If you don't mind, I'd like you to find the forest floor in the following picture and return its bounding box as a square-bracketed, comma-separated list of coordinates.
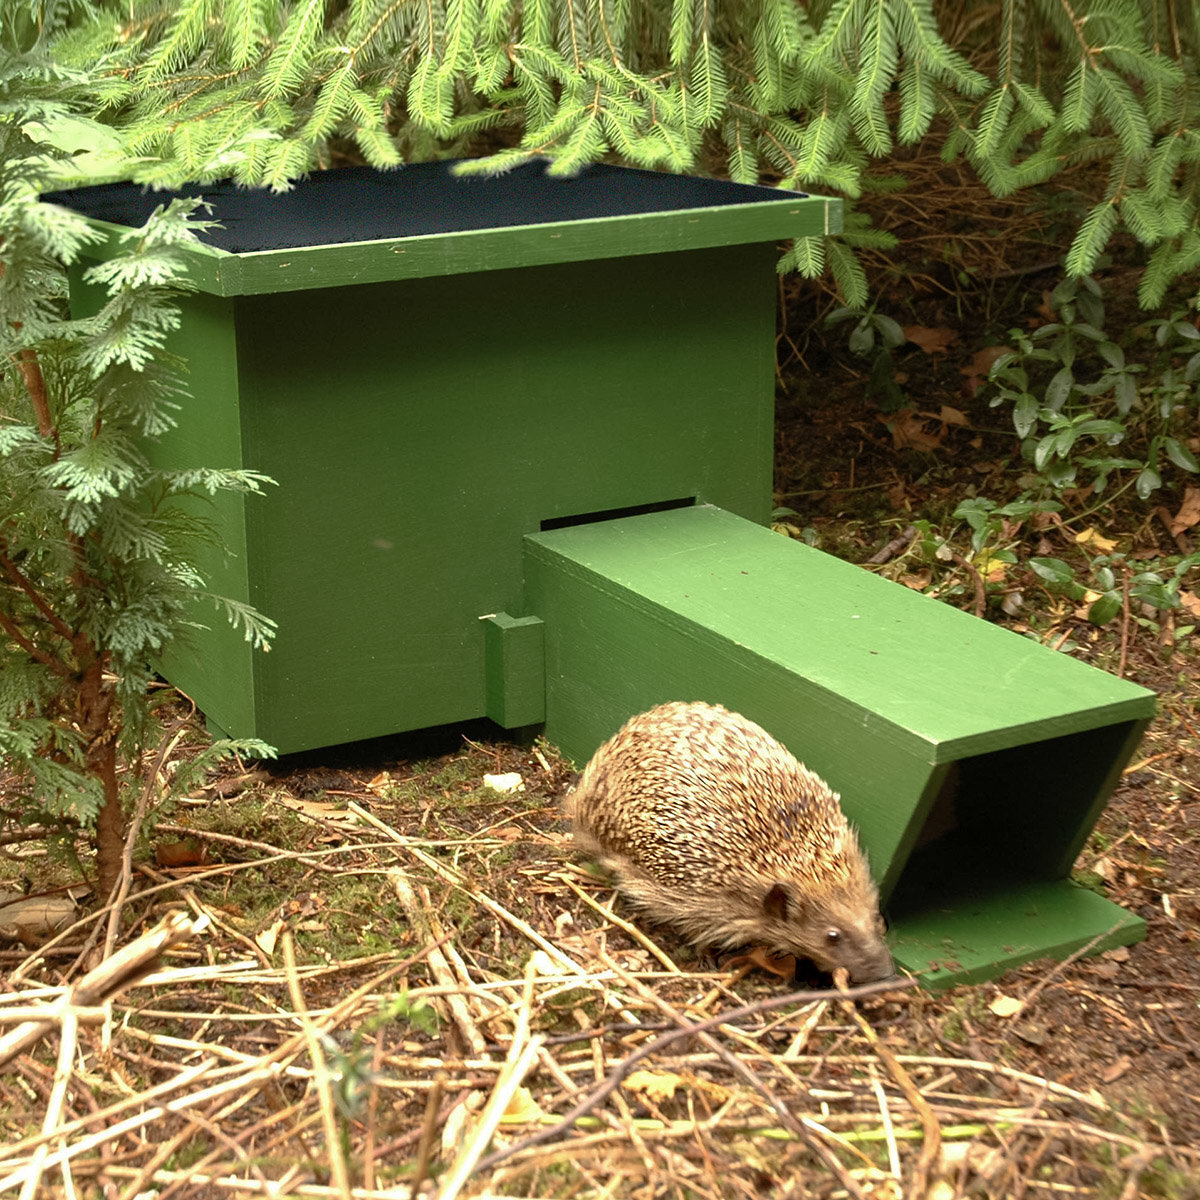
[2, 151, 1199, 1198]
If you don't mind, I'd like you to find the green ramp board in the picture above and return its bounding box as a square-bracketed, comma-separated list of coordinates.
[523, 503, 1154, 987]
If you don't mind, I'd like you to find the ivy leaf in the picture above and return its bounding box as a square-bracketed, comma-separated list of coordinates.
[1088, 592, 1122, 625]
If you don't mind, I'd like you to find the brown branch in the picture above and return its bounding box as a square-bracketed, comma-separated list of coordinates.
[15, 348, 55, 442]
[1118, 564, 1132, 679]
[0, 604, 72, 677]
[868, 524, 918, 565]
[945, 546, 988, 618]
[0, 541, 80, 650]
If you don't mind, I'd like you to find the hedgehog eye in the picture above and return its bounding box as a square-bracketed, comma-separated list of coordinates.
[825, 928, 842, 945]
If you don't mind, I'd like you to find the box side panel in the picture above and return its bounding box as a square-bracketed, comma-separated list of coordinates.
[231, 246, 776, 753]
[151, 292, 259, 738]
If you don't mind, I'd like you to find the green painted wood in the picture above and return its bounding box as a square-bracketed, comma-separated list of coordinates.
[483, 614, 546, 728]
[60, 200, 837, 298]
[65, 243, 776, 753]
[523, 503, 1153, 983]
[888, 879, 1146, 988]
[223, 200, 839, 295]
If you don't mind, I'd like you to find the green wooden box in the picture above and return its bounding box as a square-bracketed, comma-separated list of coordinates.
[524, 504, 1154, 985]
[46, 161, 840, 753]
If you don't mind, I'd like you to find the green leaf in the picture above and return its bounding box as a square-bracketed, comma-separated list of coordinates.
[1087, 593, 1122, 625]
[1045, 366, 1074, 411]
[826, 237, 869, 308]
[1164, 437, 1200, 473]
[1093, 68, 1152, 158]
[688, 37, 727, 129]
[779, 235, 825, 277]
[1029, 557, 1074, 586]
[1013, 392, 1038, 438]
[1135, 466, 1162, 499]
[261, 0, 325, 99]
[973, 85, 1014, 159]
[1061, 60, 1096, 133]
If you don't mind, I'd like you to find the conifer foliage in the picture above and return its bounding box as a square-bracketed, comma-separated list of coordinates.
[44, 0, 1200, 307]
[1, 42, 274, 896]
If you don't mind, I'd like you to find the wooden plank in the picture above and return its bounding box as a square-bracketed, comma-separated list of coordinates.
[224, 200, 838, 295]
[527, 505, 1154, 759]
[890, 879, 1146, 987]
[483, 614, 546, 728]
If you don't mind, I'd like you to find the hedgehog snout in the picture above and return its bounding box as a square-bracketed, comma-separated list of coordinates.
[776, 898, 894, 984]
[821, 916, 894, 983]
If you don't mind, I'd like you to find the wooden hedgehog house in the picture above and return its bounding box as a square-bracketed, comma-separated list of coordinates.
[46, 160, 1156, 987]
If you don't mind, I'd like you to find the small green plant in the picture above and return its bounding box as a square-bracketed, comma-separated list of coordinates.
[987, 277, 1200, 499]
[825, 305, 908, 411]
[1029, 551, 1200, 635]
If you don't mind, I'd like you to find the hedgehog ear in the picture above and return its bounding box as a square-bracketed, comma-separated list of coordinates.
[763, 883, 790, 920]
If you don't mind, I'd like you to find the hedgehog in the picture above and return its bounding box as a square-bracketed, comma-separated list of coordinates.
[567, 700, 894, 984]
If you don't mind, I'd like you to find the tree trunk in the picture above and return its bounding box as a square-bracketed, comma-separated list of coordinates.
[79, 652, 124, 900]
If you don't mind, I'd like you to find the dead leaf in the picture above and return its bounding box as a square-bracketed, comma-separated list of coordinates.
[723, 946, 797, 978]
[500, 1086, 548, 1124]
[624, 1070, 684, 1103]
[155, 839, 207, 869]
[276, 795, 350, 819]
[1170, 485, 1200, 534]
[1075, 526, 1119, 553]
[0, 893, 77, 946]
[1036, 291, 1055, 322]
[899, 569, 932, 591]
[365, 771, 391, 794]
[256, 918, 284, 956]
[1101, 1056, 1133, 1083]
[1013, 1022, 1047, 1046]
[903, 324, 959, 356]
[989, 994, 1023, 1017]
[939, 404, 969, 427]
[1001, 590, 1023, 616]
[1180, 590, 1200, 618]
[960, 344, 1014, 395]
[885, 408, 946, 451]
[973, 551, 1010, 583]
[206, 767, 271, 798]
